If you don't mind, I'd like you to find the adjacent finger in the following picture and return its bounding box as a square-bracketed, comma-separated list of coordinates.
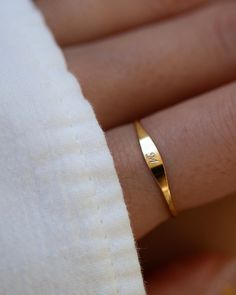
[147, 255, 236, 294]
[106, 82, 236, 239]
[36, 0, 208, 45]
[65, 1, 236, 129]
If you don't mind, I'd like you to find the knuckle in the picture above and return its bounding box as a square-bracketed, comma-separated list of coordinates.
[213, 2, 236, 64]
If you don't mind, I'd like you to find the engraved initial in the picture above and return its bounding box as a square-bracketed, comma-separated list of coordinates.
[145, 152, 158, 163]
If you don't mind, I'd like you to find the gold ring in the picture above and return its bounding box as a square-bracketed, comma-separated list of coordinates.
[134, 121, 177, 217]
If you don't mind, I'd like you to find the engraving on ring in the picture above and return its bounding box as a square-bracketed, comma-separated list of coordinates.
[145, 152, 158, 164]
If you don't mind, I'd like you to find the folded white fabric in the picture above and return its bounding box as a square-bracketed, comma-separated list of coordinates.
[0, 1, 145, 294]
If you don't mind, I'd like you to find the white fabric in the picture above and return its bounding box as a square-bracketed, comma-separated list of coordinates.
[0, 1, 145, 294]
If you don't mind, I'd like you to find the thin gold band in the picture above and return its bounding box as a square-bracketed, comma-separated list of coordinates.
[134, 121, 177, 217]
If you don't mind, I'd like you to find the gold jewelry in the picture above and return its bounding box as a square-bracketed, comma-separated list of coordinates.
[134, 121, 177, 217]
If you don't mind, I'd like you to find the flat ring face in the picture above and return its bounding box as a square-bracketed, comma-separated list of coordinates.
[135, 121, 177, 217]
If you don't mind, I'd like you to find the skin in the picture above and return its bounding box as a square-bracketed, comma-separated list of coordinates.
[147, 254, 236, 294]
[107, 84, 236, 238]
[36, 0, 236, 292]
[64, 2, 236, 129]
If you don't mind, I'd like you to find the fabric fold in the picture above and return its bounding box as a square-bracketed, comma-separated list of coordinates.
[0, 0, 145, 294]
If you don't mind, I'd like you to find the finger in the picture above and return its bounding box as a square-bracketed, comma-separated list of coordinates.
[65, 1, 236, 129]
[36, 0, 208, 45]
[106, 82, 236, 239]
[146, 254, 236, 294]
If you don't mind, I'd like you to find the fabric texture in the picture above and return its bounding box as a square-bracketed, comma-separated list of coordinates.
[0, 1, 145, 294]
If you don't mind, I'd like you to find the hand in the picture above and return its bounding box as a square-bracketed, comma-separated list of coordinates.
[37, 0, 236, 292]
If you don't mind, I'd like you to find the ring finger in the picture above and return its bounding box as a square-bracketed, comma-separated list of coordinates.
[106, 82, 236, 239]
